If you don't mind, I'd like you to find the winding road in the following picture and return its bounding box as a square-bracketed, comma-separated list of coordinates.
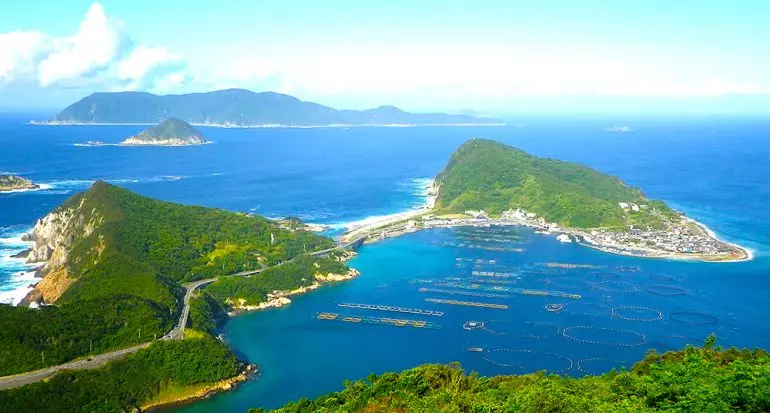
[0, 239, 362, 390]
[0, 278, 215, 390]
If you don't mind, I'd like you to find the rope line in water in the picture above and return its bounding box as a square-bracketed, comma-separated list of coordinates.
[576, 358, 629, 375]
[483, 348, 574, 375]
[611, 306, 663, 322]
[644, 285, 687, 296]
[561, 325, 647, 347]
[669, 312, 719, 325]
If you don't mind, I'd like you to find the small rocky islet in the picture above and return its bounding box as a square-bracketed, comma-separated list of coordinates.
[121, 118, 209, 146]
[0, 175, 39, 192]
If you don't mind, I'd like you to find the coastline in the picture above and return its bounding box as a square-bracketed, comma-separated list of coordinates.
[30, 121, 505, 129]
[0, 227, 38, 305]
[141, 364, 257, 412]
[337, 186, 752, 263]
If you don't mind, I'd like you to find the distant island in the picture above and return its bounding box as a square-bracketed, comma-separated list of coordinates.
[35, 88, 503, 127]
[121, 118, 209, 146]
[607, 125, 634, 132]
[342, 138, 749, 262]
[0, 175, 39, 192]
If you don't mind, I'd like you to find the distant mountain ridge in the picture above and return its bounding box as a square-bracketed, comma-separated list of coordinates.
[47, 89, 502, 126]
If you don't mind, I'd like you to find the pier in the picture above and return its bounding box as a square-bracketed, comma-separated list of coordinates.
[425, 298, 509, 309]
[418, 287, 511, 298]
[337, 302, 443, 316]
[315, 312, 441, 329]
[545, 262, 605, 269]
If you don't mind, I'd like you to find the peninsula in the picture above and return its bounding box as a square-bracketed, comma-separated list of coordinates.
[0, 182, 359, 410]
[38, 88, 502, 127]
[341, 138, 749, 262]
[0, 175, 39, 192]
[121, 118, 209, 146]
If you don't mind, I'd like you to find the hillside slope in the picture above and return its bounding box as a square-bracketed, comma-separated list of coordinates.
[262, 344, 770, 413]
[434, 139, 677, 229]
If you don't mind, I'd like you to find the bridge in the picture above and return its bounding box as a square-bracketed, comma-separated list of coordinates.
[310, 236, 366, 257]
[0, 239, 366, 390]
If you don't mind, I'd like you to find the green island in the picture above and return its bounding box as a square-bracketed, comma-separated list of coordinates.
[121, 118, 209, 146]
[0, 181, 355, 409]
[0, 175, 39, 192]
[343, 138, 749, 262]
[253, 339, 770, 413]
[43, 88, 500, 127]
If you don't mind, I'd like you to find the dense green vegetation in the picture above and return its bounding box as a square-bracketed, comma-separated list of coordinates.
[188, 291, 230, 336]
[258, 343, 770, 413]
[0, 296, 174, 376]
[205, 255, 350, 306]
[0, 335, 243, 413]
[435, 139, 677, 229]
[125, 117, 207, 144]
[61, 181, 334, 300]
[2, 182, 334, 376]
[51, 88, 497, 125]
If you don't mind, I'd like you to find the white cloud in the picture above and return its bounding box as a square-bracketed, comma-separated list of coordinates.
[0, 31, 51, 84]
[0, 2, 189, 91]
[220, 50, 770, 101]
[38, 3, 129, 87]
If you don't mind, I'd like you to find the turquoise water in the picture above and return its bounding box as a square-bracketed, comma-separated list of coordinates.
[1, 114, 769, 411]
[173, 226, 770, 412]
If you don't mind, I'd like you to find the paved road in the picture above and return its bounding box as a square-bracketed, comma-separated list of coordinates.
[0, 242, 360, 390]
[0, 279, 212, 390]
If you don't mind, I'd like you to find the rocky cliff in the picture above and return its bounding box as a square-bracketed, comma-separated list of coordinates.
[21, 194, 105, 305]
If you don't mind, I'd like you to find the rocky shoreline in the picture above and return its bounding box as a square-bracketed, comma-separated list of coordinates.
[142, 363, 258, 412]
[226, 264, 361, 315]
[0, 175, 39, 192]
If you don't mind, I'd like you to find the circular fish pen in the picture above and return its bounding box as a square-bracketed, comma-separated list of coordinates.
[594, 280, 637, 293]
[644, 285, 687, 297]
[649, 274, 675, 283]
[576, 358, 629, 375]
[656, 335, 703, 350]
[545, 303, 564, 312]
[563, 302, 611, 317]
[669, 312, 719, 325]
[611, 306, 663, 322]
[480, 320, 558, 339]
[543, 277, 591, 290]
[483, 348, 574, 375]
[463, 320, 485, 330]
[561, 326, 647, 347]
[593, 272, 621, 280]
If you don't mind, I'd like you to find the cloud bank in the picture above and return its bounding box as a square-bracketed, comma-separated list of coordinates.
[0, 3, 187, 92]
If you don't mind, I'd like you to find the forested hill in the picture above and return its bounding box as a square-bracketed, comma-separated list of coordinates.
[24, 181, 334, 306]
[1, 182, 335, 377]
[260, 344, 770, 413]
[48, 89, 501, 126]
[434, 139, 677, 229]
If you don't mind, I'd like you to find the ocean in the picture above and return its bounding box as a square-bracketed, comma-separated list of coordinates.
[1, 113, 769, 411]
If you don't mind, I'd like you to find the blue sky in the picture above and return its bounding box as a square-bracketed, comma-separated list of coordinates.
[2, 1, 770, 113]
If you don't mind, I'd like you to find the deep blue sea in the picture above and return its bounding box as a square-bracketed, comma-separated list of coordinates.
[1, 113, 769, 412]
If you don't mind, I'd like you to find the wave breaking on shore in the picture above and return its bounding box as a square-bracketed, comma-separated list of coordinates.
[0, 226, 37, 305]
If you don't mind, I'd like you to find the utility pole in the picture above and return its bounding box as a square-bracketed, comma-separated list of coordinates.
[41, 351, 45, 366]
[89, 339, 92, 354]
